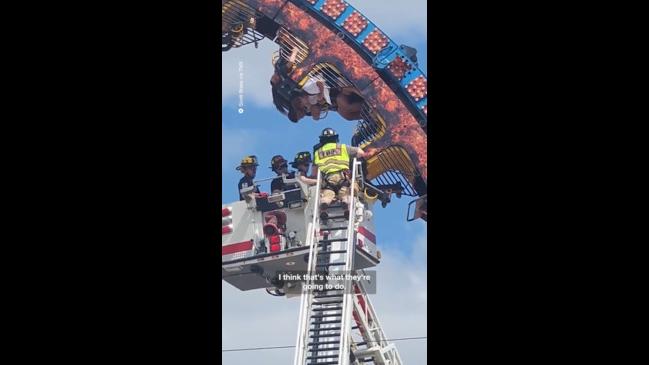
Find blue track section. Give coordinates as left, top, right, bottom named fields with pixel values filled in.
left=334, top=6, right=355, bottom=27
left=291, top=0, right=427, bottom=129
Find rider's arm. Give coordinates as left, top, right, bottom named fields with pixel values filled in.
left=316, top=81, right=325, bottom=102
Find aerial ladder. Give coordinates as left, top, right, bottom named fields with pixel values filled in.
left=293, top=159, right=403, bottom=365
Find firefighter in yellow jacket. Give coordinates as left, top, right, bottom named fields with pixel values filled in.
left=313, top=128, right=374, bottom=222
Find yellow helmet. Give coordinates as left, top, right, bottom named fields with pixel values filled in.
left=236, top=155, right=259, bottom=170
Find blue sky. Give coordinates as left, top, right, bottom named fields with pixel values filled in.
left=222, top=1, right=427, bottom=363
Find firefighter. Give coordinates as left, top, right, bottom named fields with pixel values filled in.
left=313, top=128, right=375, bottom=222
left=290, top=151, right=317, bottom=185
left=270, top=155, right=297, bottom=194
left=236, top=155, right=261, bottom=201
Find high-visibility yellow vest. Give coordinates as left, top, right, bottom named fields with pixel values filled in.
left=314, top=143, right=350, bottom=174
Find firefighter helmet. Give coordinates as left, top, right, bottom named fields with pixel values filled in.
left=235, top=155, right=258, bottom=170
left=319, top=128, right=339, bottom=143
left=270, top=155, right=288, bottom=171
left=290, top=151, right=312, bottom=168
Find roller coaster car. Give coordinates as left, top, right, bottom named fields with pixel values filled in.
left=360, top=146, right=427, bottom=222
left=222, top=1, right=276, bottom=51
left=295, top=62, right=365, bottom=120
left=363, top=146, right=422, bottom=196
left=297, top=62, right=351, bottom=89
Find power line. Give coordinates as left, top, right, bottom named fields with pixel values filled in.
left=222, top=336, right=427, bottom=353
left=222, top=345, right=294, bottom=353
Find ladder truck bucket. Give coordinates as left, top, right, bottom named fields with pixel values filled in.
left=222, top=172, right=381, bottom=293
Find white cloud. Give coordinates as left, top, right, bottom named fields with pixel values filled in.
left=221, top=225, right=428, bottom=365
